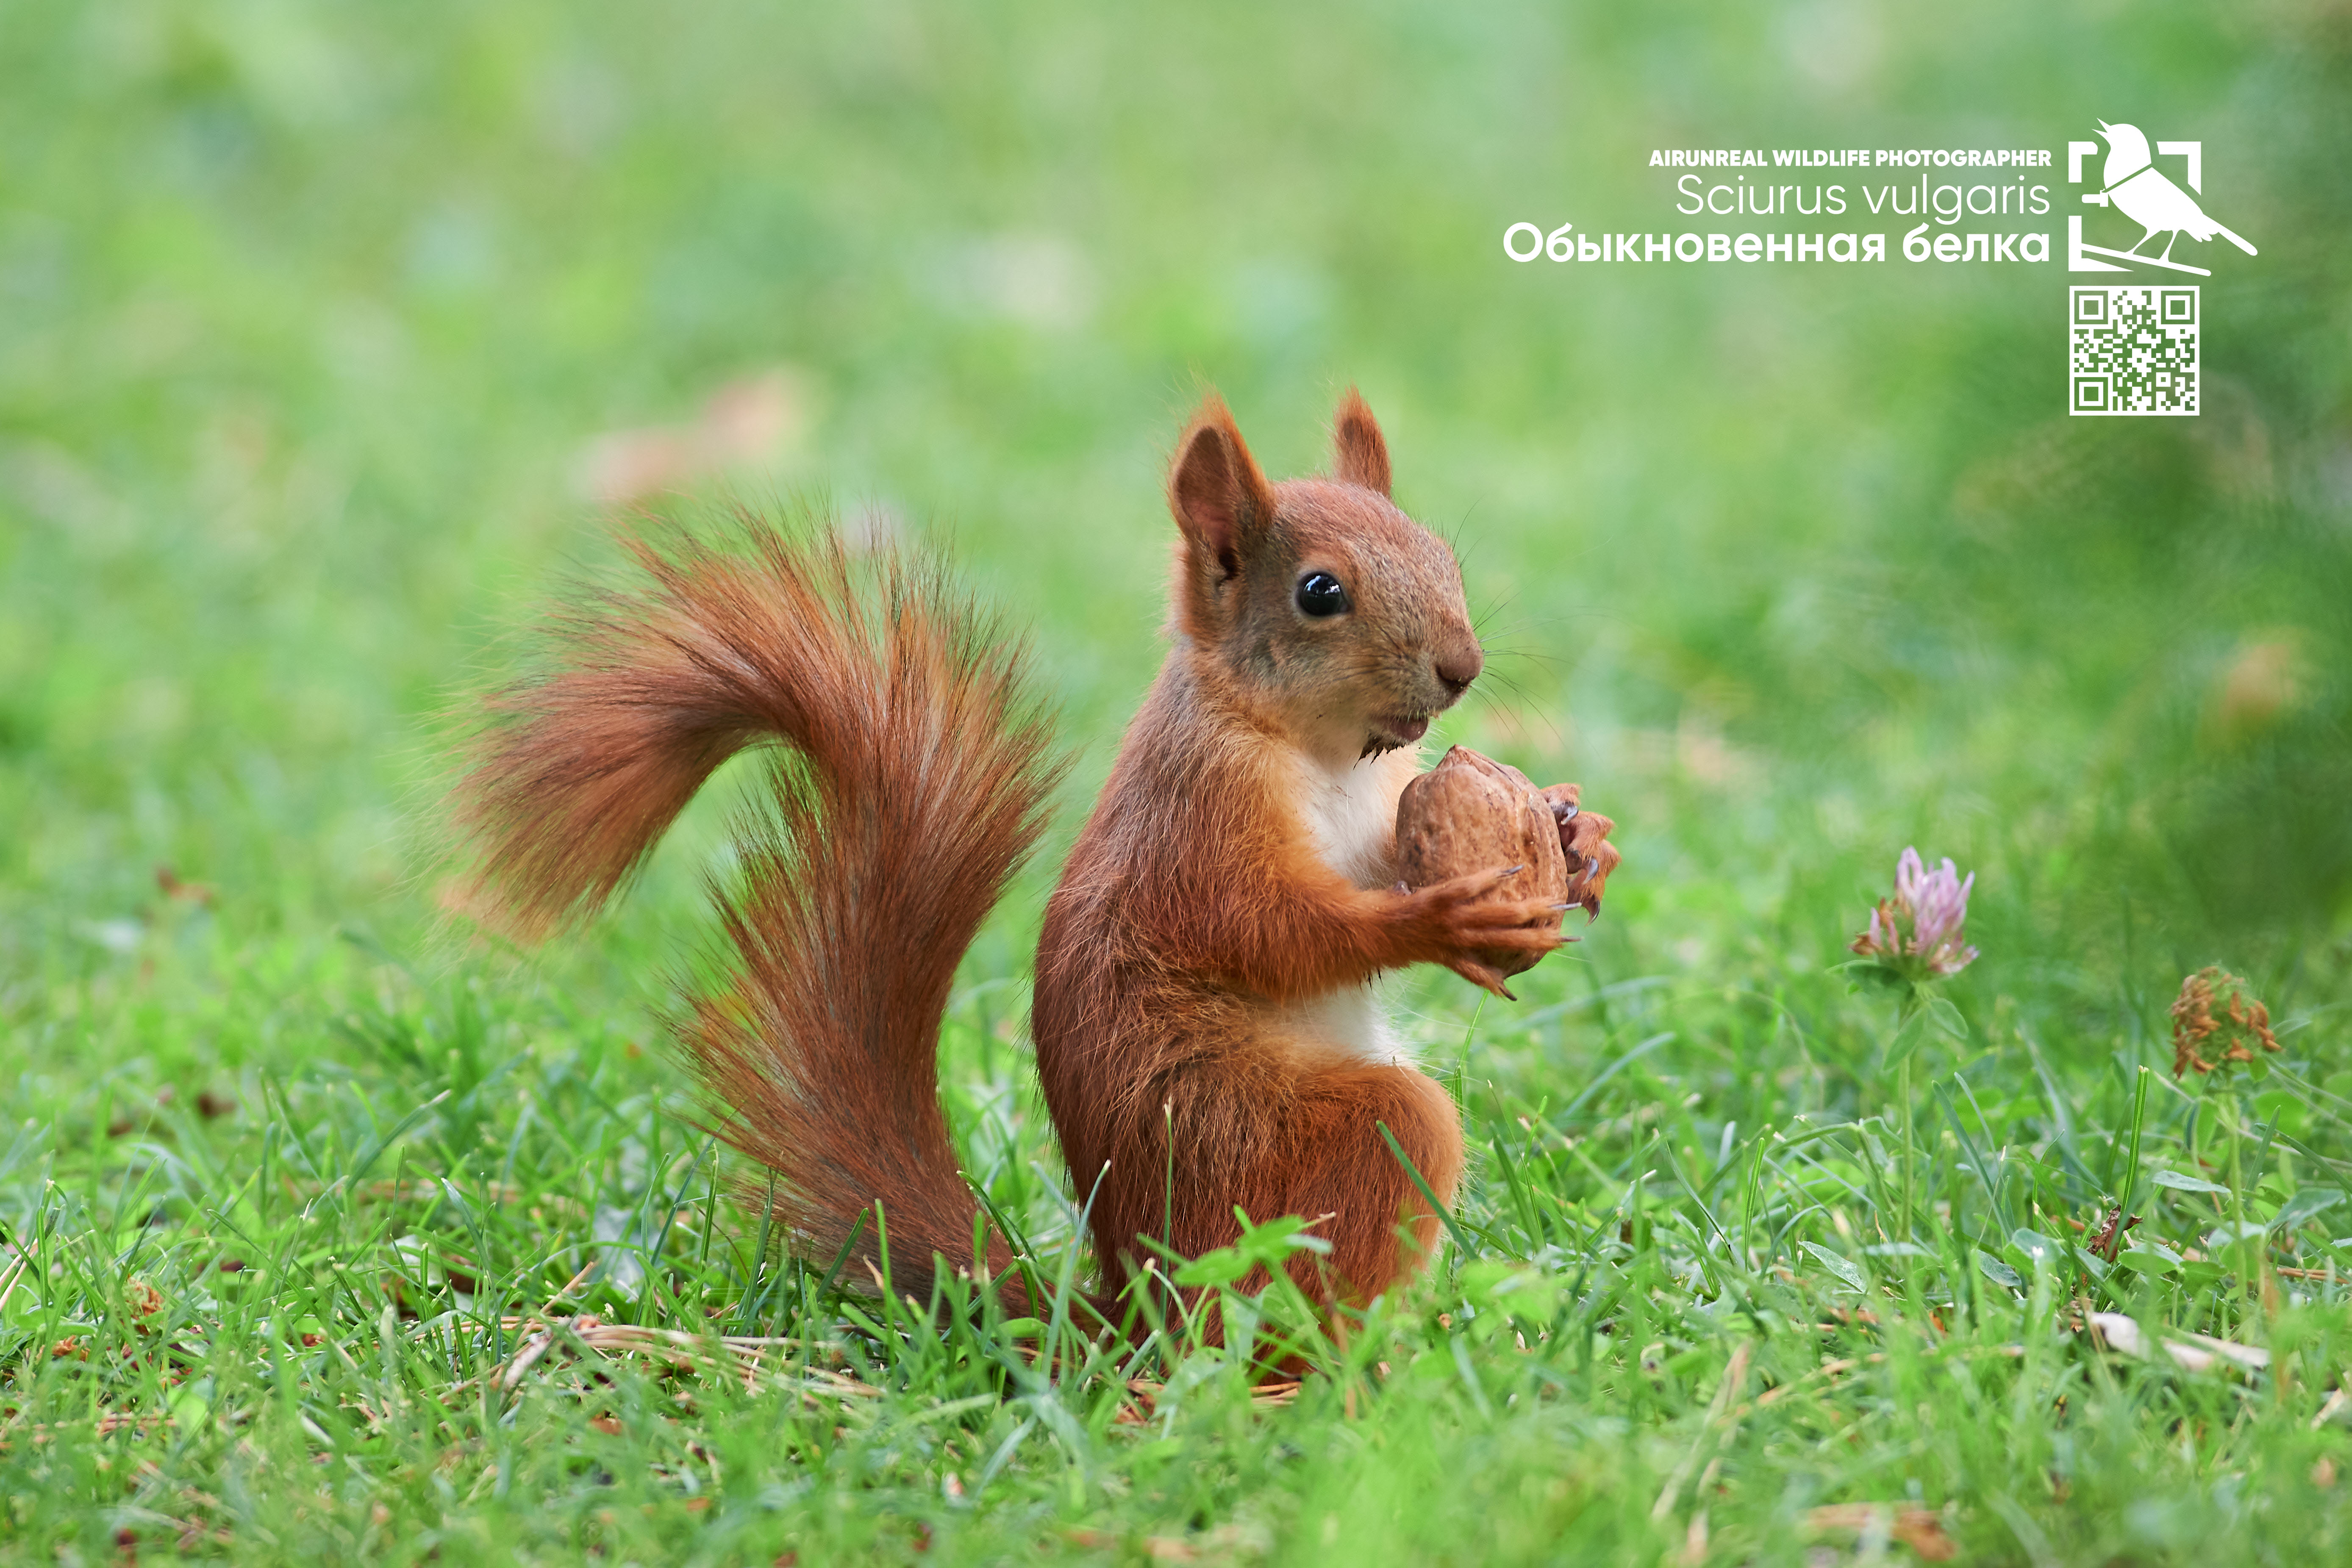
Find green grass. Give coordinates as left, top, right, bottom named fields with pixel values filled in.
left=7, top=0, right=2352, bottom=1562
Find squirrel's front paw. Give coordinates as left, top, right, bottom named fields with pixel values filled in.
left=1538, top=784, right=1621, bottom=919
left=1401, top=866, right=1568, bottom=1000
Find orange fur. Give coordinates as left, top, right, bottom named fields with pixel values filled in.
left=452, top=527, right=1061, bottom=1308
left=1034, top=392, right=1556, bottom=1312
left=451, top=392, right=1582, bottom=1334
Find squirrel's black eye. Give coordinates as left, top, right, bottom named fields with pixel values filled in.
left=1295, top=572, right=1350, bottom=618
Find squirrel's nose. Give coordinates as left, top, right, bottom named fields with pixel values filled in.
left=1434, top=644, right=1483, bottom=699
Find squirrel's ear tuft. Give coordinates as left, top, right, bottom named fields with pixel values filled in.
left=1169, top=394, right=1273, bottom=580
left=1331, top=388, right=1391, bottom=497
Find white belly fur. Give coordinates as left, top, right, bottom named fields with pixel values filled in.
left=1283, top=745, right=1423, bottom=1065
left=1273, top=983, right=1414, bottom=1067
left=1296, top=744, right=1418, bottom=889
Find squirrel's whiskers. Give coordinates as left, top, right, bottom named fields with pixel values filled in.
left=451, top=390, right=1619, bottom=1337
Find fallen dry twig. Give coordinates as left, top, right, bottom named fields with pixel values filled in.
left=1805, top=1503, right=1958, bottom=1561
left=486, top=1315, right=880, bottom=1404
left=2085, top=1313, right=2269, bottom=1375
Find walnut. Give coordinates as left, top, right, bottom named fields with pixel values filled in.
left=1393, top=747, right=1569, bottom=977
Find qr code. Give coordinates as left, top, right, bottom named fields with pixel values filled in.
left=2069, top=286, right=2198, bottom=416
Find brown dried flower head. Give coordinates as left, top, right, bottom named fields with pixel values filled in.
left=2085, top=1204, right=2140, bottom=1262
left=2170, top=966, right=2279, bottom=1078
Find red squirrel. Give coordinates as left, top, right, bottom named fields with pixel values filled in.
left=453, top=390, right=1618, bottom=1322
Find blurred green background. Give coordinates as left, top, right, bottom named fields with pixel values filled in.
left=4, top=0, right=2348, bottom=1064
left=7, top=5, right=2352, bottom=1560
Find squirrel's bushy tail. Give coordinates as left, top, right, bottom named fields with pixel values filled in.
left=452, top=520, right=1062, bottom=1309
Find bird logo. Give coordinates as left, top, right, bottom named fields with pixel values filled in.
left=2069, top=122, right=2256, bottom=276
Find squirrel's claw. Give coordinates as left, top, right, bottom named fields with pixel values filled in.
left=1447, top=957, right=1517, bottom=1002
left=1540, top=785, right=1619, bottom=921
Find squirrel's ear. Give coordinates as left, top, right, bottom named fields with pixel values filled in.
left=1168, top=394, right=1274, bottom=581
left=1330, top=388, right=1391, bottom=497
